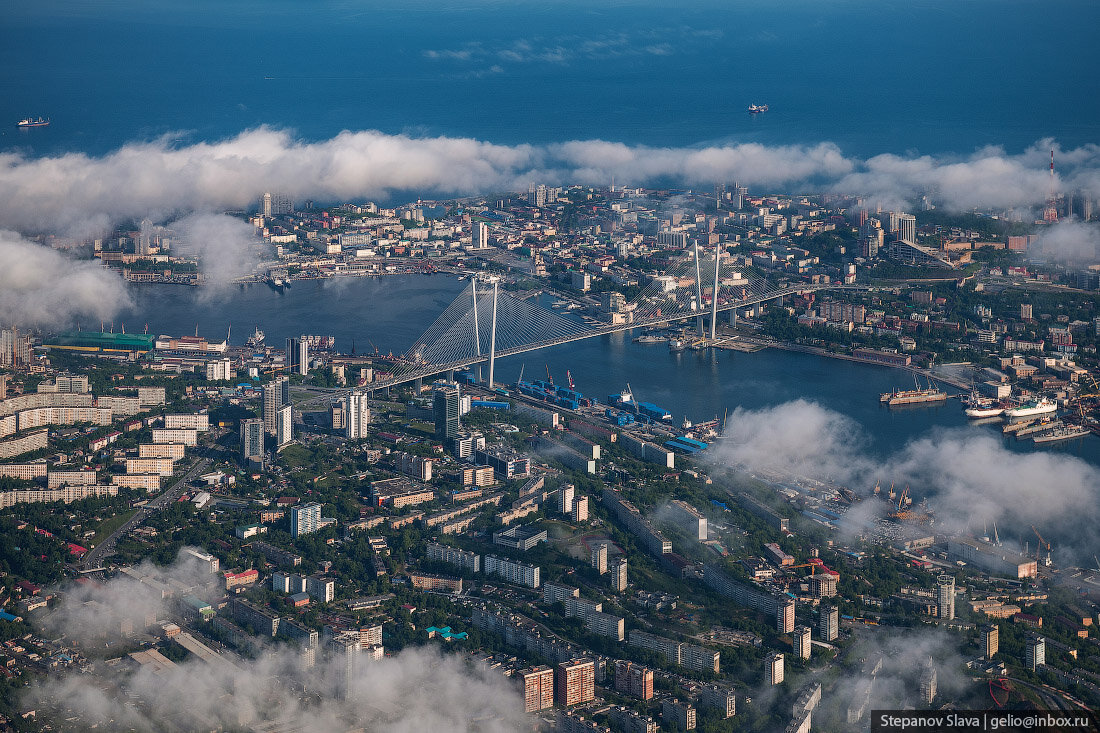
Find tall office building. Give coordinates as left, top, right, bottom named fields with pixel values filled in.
left=610, top=558, right=628, bottom=593
left=936, top=575, right=955, bottom=620
left=260, top=192, right=292, bottom=217
left=793, top=625, right=812, bottom=660
left=819, top=605, right=839, bottom=642
left=433, top=384, right=461, bottom=439
left=291, top=502, right=322, bottom=538
left=765, top=653, right=784, bottom=685
left=275, top=404, right=293, bottom=447
left=555, top=659, right=595, bottom=707
left=263, top=376, right=290, bottom=435
left=344, top=391, right=371, bottom=439
left=0, top=329, right=32, bottom=368
left=980, top=625, right=999, bottom=660
left=897, top=213, right=917, bottom=243
left=287, top=336, right=309, bottom=376
left=472, top=221, right=489, bottom=249
left=240, top=418, right=264, bottom=465
left=591, top=543, right=608, bottom=575
left=1026, top=636, right=1045, bottom=671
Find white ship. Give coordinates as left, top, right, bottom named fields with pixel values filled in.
left=1003, top=396, right=1058, bottom=421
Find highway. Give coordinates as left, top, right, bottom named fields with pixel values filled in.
left=300, top=282, right=870, bottom=398
left=81, top=455, right=211, bottom=569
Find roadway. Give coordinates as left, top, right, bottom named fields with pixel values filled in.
left=301, top=282, right=870, bottom=397
left=81, top=455, right=211, bottom=569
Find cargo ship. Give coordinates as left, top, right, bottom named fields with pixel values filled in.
left=1032, top=424, right=1090, bottom=444
left=1003, top=396, right=1057, bottom=421
left=607, top=385, right=673, bottom=423
left=17, top=117, right=49, bottom=127
left=880, top=383, right=947, bottom=407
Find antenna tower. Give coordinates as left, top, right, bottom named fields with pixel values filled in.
left=1043, top=149, right=1058, bottom=223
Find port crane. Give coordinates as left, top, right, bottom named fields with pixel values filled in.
left=545, top=365, right=554, bottom=387
left=1031, top=525, right=1053, bottom=567
left=566, top=370, right=575, bottom=390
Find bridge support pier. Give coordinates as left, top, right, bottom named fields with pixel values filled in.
left=728, top=308, right=737, bottom=326
left=488, top=281, right=499, bottom=389
left=414, top=378, right=423, bottom=393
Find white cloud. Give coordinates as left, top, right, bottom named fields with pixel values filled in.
left=0, top=230, right=131, bottom=328
left=706, top=400, right=1100, bottom=557
left=29, top=548, right=527, bottom=731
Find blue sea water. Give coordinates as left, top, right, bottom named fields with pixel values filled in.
left=3, top=0, right=1099, bottom=159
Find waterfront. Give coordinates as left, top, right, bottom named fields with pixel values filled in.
left=116, top=275, right=1100, bottom=474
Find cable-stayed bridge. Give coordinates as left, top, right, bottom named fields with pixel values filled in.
left=331, top=247, right=869, bottom=393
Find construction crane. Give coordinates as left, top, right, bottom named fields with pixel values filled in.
left=1031, top=525, right=1053, bottom=567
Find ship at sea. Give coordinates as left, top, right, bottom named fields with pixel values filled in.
left=17, top=117, right=50, bottom=128
left=880, top=380, right=946, bottom=407
left=748, top=104, right=769, bottom=114
left=1003, top=396, right=1058, bottom=421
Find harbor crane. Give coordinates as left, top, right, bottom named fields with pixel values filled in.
left=1031, top=525, right=1053, bottom=567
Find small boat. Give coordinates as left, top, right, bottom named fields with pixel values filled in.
left=669, top=338, right=687, bottom=353
left=748, top=104, right=769, bottom=114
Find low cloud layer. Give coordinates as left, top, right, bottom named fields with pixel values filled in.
left=707, top=399, right=1100, bottom=557
left=29, top=548, right=526, bottom=732
left=1030, top=218, right=1100, bottom=263
left=0, top=229, right=131, bottom=329
left=3, top=129, right=1100, bottom=242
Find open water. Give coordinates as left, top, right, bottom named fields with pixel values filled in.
left=112, top=275, right=1100, bottom=470
left=4, top=0, right=1100, bottom=159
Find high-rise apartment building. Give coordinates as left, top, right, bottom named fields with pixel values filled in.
left=919, top=662, right=937, bottom=704
left=765, top=653, right=784, bottom=685
left=613, top=660, right=654, bottom=700
left=240, top=418, right=264, bottom=465
left=980, top=625, right=999, bottom=660
left=263, top=376, right=289, bottom=435
left=559, top=483, right=575, bottom=515
left=344, top=391, right=371, bottom=439
left=819, top=605, right=839, bottom=642
left=433, top=384, right=461, bottom=440
left=286, top=336, right=309, bottom=376
left=519, top=666, right=555, bottom=713
left=291, top=502, right=322, bottom=538
left=793, top=625, right=812, bottom=660
left=555, top=659, right=595, bottom=707
left=591, top=543, right=608, bottom=575
left=275, top=404, right=293, bottom=447
left=610, top=558, right=628, bottom=592
left=1026, top=636, right=1045, bottom=671
left=937, top=575, right=955, bottom=620
left=572, top=495, right=589, bottom=522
